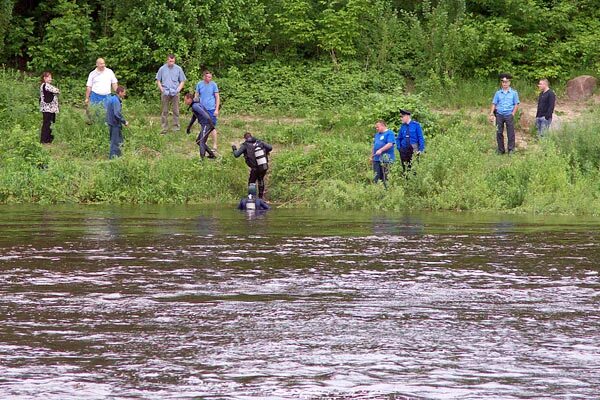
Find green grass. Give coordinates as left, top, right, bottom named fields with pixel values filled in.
left=2, top=67, right=600, bottom=214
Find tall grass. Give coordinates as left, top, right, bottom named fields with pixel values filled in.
left=2, top=67, right=600, bottom=214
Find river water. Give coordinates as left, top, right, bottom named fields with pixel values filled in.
left=0, top=206, right=599, bottom=399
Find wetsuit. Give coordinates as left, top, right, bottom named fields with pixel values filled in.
left=232, top=137, right=273, bottom=199
left=187, top=101, right=215, bottom=159
left=237, top=196, right=270, bottom=210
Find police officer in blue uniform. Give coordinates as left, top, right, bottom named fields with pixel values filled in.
left=396, top=109, right=425, bottom=173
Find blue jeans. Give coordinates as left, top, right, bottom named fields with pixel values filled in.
left=87, top=92, right=108, bottom=123
left=109, top=124, right=123, bottom=159
left=373, top=161, right=390, bottom=185
left=536, top=117, right=552, bottom=137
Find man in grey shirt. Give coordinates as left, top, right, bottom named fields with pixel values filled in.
left=156, top=54, right=186, bottom=133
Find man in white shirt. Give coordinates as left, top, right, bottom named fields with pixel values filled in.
left=85, top=58, right=118, bottom=122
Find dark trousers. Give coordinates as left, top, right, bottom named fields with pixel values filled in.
left=249, top=168, right=267, bottom=199
left=196, top=126, right=215, bottom=159
left=496, top=113, right=515, bottom=153
left=40, top=112, right=56, bottom=143
left=373, top=161, right=390, bottom=185
left=109, top=124, right=123, bottom=159
left=399, top=146, right=414, bottom=173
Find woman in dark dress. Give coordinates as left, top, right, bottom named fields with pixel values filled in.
left=39, top=71, right=60, bottom=144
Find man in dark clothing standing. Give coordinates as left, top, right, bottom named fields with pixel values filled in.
left=184, top=92, right=216, bottom=159
left=232, top=132, right=273, bottom=199
left=106, top=86, right=128, bottom=159
left=536, top=79, right=556, bottom=137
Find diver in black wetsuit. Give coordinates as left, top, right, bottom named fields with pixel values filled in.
left=184, top=92, right=215, bottom=160
left=237, top=183, right=270, bottom=210
left=232, top=132, right=273, bottom=199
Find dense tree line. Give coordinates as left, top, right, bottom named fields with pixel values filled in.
left=1, top=0, right=599, bottom=90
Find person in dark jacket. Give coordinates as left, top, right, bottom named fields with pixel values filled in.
left=237, top=183, right=269, bottom=211
left=184, top=92, right=216, bottom=159
left=39, top=71, right=60, bottom=144
left=232, top=132, right=273, bottom=199
left=105, top=86, right=128, bottom=159
left=535, top=78, right=556, bottom=137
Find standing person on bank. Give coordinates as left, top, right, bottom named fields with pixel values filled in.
left=370, top=120, right=395, bottom=186
left=106, top=86, right=128, bottom=159
left=195, top=70, right=220, bottom=150
left=39, top=71, right=60, bottom=144
left=156, top=54, right=186, bottom=133
left=85, top=58, right=118, bottom=123
left=232, top=132, right=272, bottom=200
left=489, top=74, right=520, bottom=154
left=183, top=92, right=216, bottom=160
left=396, top=109, right=425, bottom=173
left=535, top=78, right=556, bottom=137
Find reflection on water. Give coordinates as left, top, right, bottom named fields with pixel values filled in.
left=1, top=205, right=599, bottom=399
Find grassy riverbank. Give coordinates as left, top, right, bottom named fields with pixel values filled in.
left=2, top=68, right=600, bottom=214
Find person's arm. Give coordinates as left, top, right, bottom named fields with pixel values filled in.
left=186, top=112, right=197, bottom=134
left=417, top=124, right=425, bottom=152
left=232, top=143, right=245, bottom=158
left=237, top=199, right=245, bottom=210
left=547, top=91, right=556, bottom=119
left=85, top=86, right=91, bottom=105
left=112, top=99, right=127, bottom=125
left=214, top=91, right=220, bottom=116
left=512, top=103, right=519, bottom=116
left=46, top=83, right=60, bottom=94
left=177, top=68, right=186, bottom=94
left=375, top=143, right=393, bottom=156
left=262, top=142, right=273, bottom=153
left=259, top=200, right=270, bottom=210
left=194, top=84, right=199, bottom=101
left=489, top=92, right=497, bottom=121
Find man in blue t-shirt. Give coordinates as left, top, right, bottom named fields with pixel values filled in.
left=489, top=74, right=520, bottom=154
left=195, top=70, right=220, bottom=150
left=370, top=120, right=395, bottom=186
left=396, top=109, right=425, bottom=174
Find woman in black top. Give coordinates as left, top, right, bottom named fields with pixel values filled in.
left=39, top=71, right=60, bottom=144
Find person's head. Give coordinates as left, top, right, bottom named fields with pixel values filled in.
left=96, top=58, right=106, bottom=71
left=375, top=120, right=387, bottom=133
left=41, top=71, right=52, bottom=84
left=500, top=77, right=511, bottom=90
left=203, top=70, right=213, bottom=83
left=400, top=109, right=411, bottom=124
left=115, top=85, right=126, bottom=98
left=248, top=183, right=257, bottom=197
left=166, top=54, right=176, bottom=67
left=538, top=78, right=550, bottom=92
left=243, top=132, right=253, bottom=140
left=184, top=92, right=194, bottom=105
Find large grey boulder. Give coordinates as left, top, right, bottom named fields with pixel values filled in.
left=566, top=75, right=597, bottom=100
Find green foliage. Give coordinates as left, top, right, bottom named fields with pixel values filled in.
left=28, top=0, right=95, bottom=75
left=218, top=61, right=405, bottom=113
left=0, top=125, right=50, bottom=169
left=363, top=94, right=440, bottom=136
